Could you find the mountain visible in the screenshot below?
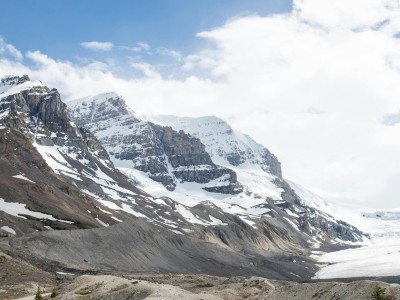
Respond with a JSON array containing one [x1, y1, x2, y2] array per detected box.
[[0, 75, 258, 238], [68, 93, 242, 194], [150, 115, 282, 177], [0, 75, 366, 280], [68, 91, 365, 247], [0, 75, 318, 279], [0, 75, 127, 233]]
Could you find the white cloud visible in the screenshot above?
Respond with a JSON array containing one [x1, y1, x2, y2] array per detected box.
[[119, 42, 151, 53], [1, 0, 400, 208], [293, 0, 400, 29], [137, 42, 150, 51], [156, 47, 182, 60], [131, 62, 160, 79], [81, 41, 114, 51], [120, 45, 142, 52], [0, 36, 23, 61]]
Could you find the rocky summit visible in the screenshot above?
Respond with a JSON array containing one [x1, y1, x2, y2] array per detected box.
[[0, 75, 366, 284]]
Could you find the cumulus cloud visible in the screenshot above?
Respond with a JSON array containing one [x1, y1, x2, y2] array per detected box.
[[81, 41, 114, 51], [1, 0, 400, 208]]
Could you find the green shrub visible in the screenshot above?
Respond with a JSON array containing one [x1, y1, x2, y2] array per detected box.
[[35, 286, 43, 300], [50, 288, 59, 298], [372, 284, 397, 300]]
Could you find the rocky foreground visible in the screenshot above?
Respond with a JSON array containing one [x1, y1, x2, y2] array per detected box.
[[1, 246, 400, 300]]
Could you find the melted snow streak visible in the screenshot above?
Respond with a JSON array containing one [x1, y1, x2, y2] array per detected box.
[[12, 174, 36, 184]]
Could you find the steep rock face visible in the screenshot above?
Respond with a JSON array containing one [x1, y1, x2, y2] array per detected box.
[[0, 76, 151, 234], [68, 93, 242, 193], [151, 115, 282, 178], [0, 79, 110, 164], [0, 77, 131, 233]]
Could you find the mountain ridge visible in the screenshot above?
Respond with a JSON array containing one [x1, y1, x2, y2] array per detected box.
[[68, 89, 365, 246], [0, 75, 366, 280]]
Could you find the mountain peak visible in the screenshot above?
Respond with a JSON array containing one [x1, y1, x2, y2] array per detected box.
[[150, 114, 282, 178], [68, 91, 138, 127], [1, 74, 30, 84], [0, 75, 43, 99], [67, 96, 243, 194]]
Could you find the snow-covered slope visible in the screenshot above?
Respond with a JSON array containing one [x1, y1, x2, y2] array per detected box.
[[68, 93, 365, 246]]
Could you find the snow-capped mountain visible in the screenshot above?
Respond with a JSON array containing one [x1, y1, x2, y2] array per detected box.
[[149, 115, 282, 177], [0, 75, 368, 279], [68, 91, 365, 246], [0, 76, 244, 236], [68, 93, 242, 194]]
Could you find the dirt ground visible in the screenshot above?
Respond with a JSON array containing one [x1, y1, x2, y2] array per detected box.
[[1, 245, 400, 300]]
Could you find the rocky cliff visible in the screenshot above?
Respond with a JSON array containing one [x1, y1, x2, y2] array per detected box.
[[151, 115, 282, 177]]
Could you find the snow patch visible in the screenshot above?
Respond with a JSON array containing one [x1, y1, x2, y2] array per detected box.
[[0, 225, 16, 235], [12, 174, 36, 184]]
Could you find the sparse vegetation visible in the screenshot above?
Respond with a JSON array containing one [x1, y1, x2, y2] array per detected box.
[[50, 288, 59, 298], [35, 286, 43, 300], [372, 284, 397, 300]]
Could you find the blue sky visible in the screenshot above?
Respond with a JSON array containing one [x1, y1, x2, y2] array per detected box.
[[0, 0, 291, 62], [1, 0, 400, 208]]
